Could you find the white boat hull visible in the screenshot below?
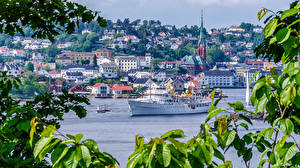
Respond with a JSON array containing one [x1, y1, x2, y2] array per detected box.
[[128, 100, 210, 116]]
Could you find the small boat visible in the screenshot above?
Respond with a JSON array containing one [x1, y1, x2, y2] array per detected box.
[[97, 105, 110, 113]]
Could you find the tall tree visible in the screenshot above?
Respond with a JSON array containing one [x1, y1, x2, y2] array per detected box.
[[25, 62, 34, 72]]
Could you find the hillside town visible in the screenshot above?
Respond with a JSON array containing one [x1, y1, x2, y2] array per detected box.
[[0, 16, 282, 98]]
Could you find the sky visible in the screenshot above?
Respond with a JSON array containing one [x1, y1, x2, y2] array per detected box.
[[77, 0, 292, 29]]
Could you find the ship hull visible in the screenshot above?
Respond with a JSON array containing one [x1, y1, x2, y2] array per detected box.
[[128, 100, 209, 116]]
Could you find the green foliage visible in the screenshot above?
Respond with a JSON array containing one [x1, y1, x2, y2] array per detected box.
[[0, 0, 107, 41], [30, 121, 119, 168], [127, 2, 300, 168], [206, 45, 229, 66], [255, 2, 300, 63], [25, 62, 35, 72], [0, 71, 93, 167]]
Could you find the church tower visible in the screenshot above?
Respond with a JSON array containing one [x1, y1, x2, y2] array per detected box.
[[197, 10, 206, 61]]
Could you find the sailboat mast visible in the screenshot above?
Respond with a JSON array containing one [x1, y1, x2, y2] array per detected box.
[[245, 71, 250, 106], [150, 67, 152, 99]]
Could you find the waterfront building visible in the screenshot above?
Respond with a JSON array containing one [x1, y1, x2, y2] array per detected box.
[[197, 70, 239, 88], [55, 55, 72, 66], [90, 83, 111, 95], [115, 55, 140, 72], [110, 85, 133, 95], [68, 84, 89, 94]]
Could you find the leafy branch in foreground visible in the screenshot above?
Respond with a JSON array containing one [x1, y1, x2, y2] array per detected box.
[[0, 0, 107, 41], [30, 117, 119, 168]]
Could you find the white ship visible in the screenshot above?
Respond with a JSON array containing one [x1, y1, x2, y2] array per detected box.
[[128, 85, 210, 116]]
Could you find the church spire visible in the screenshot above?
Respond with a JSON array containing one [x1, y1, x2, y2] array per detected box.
[[198, 10, 206, 46]]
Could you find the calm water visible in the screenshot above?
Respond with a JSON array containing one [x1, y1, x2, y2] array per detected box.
[[60, 89, 298, 168]]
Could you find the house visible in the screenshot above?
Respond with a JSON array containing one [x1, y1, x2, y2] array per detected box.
[[185, 80, 202, 90], [55, 56, 72, 66], [197, 70, 240, 88], [152, 70, 173, 81], [90, 83, 111, 95], [138, 53, 152, 68], [61, 64, 99, 77], [13, 49, 25, 57], [115, 55, 140, 72], [132, 78, 150, 88], [48, 70, 61, 78], [229, 26, 245, 32], [64, 72, 84, 83], [164, 77, 185, 93], [14, 56, 25, 64], [110, 85, 133, 95], [159, 61, 179, 69], [253, 27, 263, 33], [68, 84, 89, 94], [2, 63, 19, 76], [32, 52, 44, 64], [99, 62, 118, 78]]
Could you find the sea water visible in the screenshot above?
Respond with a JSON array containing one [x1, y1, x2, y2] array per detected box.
[[60, 89, 299, 168]]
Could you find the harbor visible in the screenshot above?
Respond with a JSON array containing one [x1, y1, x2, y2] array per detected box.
[[60, 88, 291, 167]]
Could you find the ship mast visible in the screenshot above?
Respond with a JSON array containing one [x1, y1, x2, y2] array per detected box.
[[149, 65, 152, 100]]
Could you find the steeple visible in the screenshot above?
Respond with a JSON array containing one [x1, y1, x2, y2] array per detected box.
[[198, 10, 206, 46]]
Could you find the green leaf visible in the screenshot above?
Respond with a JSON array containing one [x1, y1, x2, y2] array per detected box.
[[275, 28, 291, 44], [16, 120, 31, 132], [33, 134, 55, 158], [52, 145, 70, 167], [285, 144, 296, 163], [258, 159, 266, 168], [273, 118, 281, 127], [291, 115, 300, 125], [260, 149, 269, 160], [239, 115, 253, 125], [264, 18, 278, 38], [61, 139, 76, 145], [211, 89, 216, 104], [281, 8, 300, 19], [264, 128, 274, 140], [280, 119, 294, 135], [161, 129, 186, 139], [258, 9, 268, 21], [63, 147, 79, 168], [239, 123, 249, 130], [228, 101, 244, 112], [82, 139, 99, 153], [41, 125, 56, 137], [74, 134, 83, 143], [214, 149, 225, 162], [205, 108, 226, 123], [225, 130, 236, 146], [80, 145, 91, 167], [38, 139, 61, 161], [162, 143, 171, 167]]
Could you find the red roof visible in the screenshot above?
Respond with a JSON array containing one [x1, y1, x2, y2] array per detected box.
[[16, 49, 24, 53], [93, 83, 103, 87], [68, 84, 88, 93], [110, 85, 133, 91], [191, 80, 200, 85], [49, 70, 60, 74]]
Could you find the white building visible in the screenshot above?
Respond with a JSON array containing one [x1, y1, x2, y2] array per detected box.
[[197, 70, 239, 88], [61, 65, 99, 78], [90, 83, 111, 95], [2, 63, 19, 76], [98, 58, 118, 78], [115, 56, 140, 72]]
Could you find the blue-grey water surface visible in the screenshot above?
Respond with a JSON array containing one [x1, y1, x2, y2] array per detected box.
[[60, 89, 299, 168]]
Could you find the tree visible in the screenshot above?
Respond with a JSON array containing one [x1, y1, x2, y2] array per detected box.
[[0, 0, 107, 41], [25, 62, 34, 72], [206, 46, 229, 66]]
